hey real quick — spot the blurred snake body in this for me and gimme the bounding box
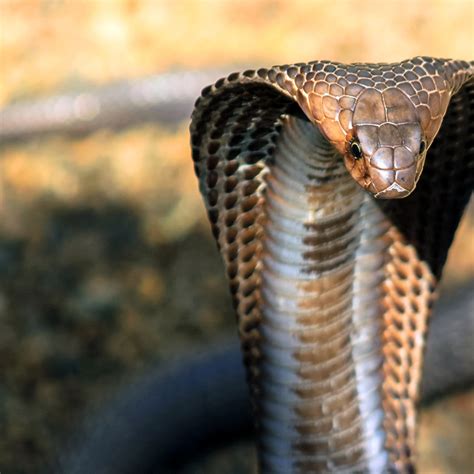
[190,57,473,472]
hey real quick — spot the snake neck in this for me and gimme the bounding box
[257,115,392,473]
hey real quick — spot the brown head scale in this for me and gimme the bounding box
[299,60,453,199]
[346,87,426,198]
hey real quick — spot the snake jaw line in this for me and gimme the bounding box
[374,182,412,199]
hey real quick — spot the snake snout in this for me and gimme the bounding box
[374,181,412,199]
[368,146,418,198]
[350,88,428,199]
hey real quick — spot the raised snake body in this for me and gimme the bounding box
[190,57,473,472]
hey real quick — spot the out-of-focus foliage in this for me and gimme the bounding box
[0,1,473,473]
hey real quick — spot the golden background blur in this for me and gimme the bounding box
[0,1,473,473]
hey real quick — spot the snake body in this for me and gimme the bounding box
[58,281,474,474]
[190,57,473,472]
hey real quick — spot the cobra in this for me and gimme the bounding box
[190,57,473,472]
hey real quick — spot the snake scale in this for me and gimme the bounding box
[190,57,473,473]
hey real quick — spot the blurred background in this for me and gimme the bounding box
[0,1,473,473]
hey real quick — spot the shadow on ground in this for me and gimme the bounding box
[0,195,235,473]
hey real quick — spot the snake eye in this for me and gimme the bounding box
[419,139,426,154]
[349,139,363,160]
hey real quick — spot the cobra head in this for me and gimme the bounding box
[343,88,428,198]
[304,70,449,200]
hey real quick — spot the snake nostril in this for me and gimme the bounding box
[395,168,416,188]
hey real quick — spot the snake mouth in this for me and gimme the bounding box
[374,182,412,199]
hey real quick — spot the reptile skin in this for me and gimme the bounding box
[190,57,473,473]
